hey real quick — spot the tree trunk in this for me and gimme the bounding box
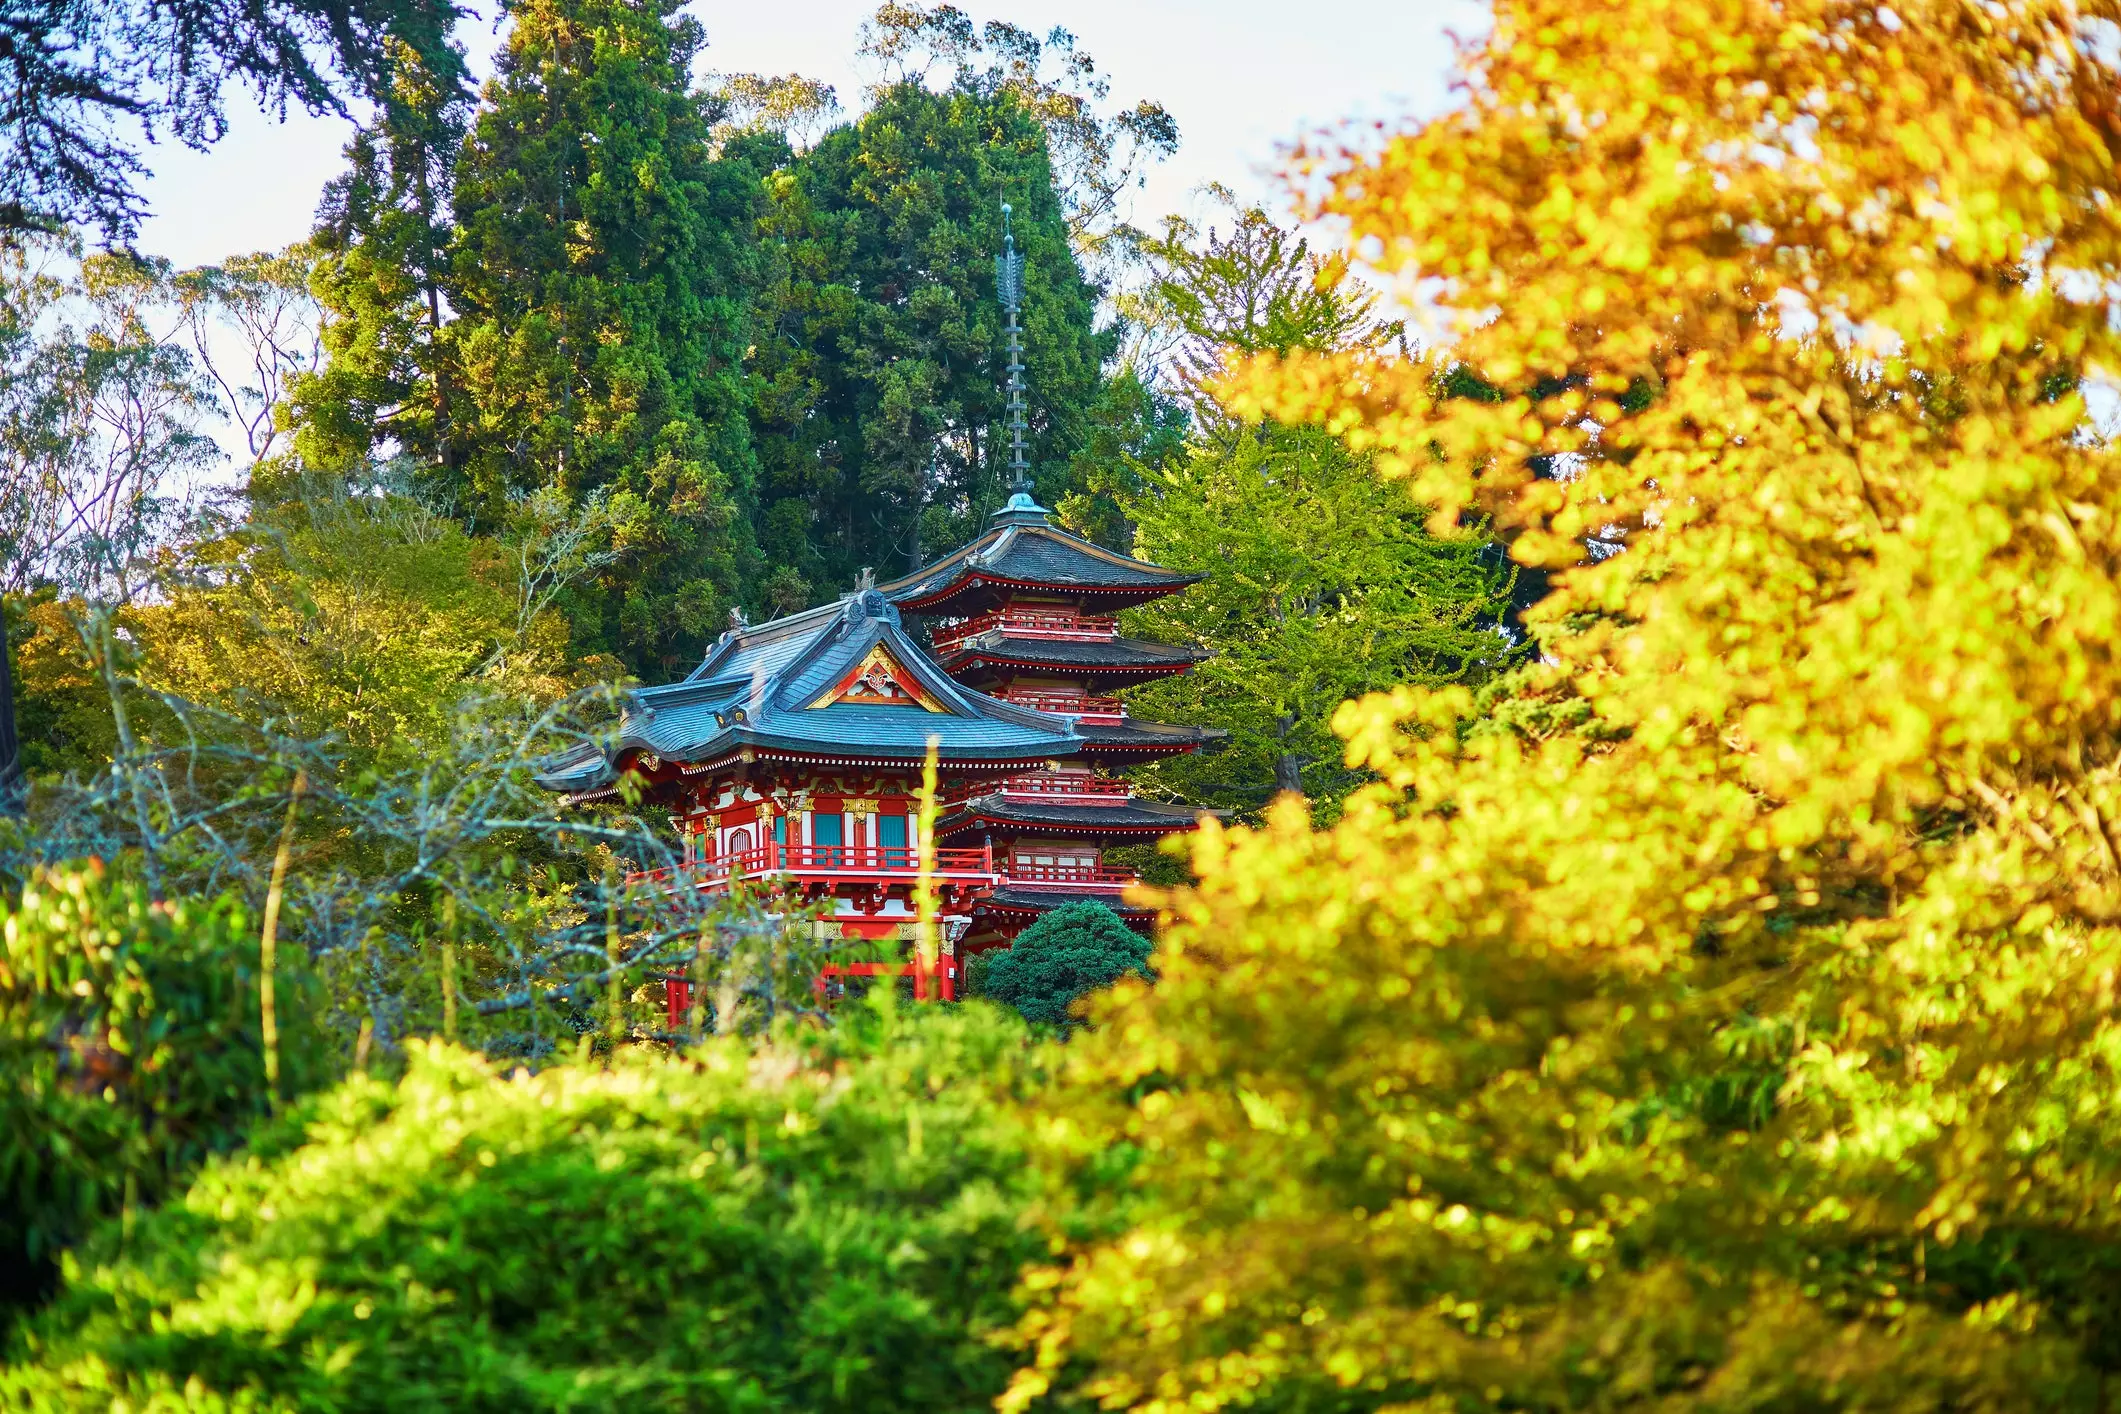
[1273,752,1306,799]
[1272,710,1306,800]
[0,598,20,816]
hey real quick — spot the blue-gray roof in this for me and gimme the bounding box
[537,590,1081,794]
[878,494,1200,615]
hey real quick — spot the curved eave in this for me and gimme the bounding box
[896,571,1200,617]
[1074,740,1201,762]
[937,810,1205,840]
[942,655,1200,687]
[662,742,1077,777]
[975,890,1157,919]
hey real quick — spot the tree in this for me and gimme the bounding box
[4,1004,1047,1410]
[749,78,1109,594]
[0,0,466,242]
[292,35,468,501]
[1106,203,1519,817]
[1123,425,1519,815]
[294,0,775,676]
[0,243,220,604]
[1003,2,2121,1409]
[856,4,1178,259]
[979,900,1149,1030]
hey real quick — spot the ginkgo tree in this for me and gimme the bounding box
[1008,1,2121,1409]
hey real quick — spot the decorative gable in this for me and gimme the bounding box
[807,644,947,712]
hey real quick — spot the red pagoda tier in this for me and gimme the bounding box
[881,492,1216,947]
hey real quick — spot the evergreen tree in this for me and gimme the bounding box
[294,36,467,493]
[750,79,1108,596]
[979,900,1150,1030]
[294,0,774,676]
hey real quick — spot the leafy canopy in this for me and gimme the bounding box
[1006,1,2121,1408]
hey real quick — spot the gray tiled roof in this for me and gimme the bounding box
[976,885,1155,918]
[535,591,1080,794]
[937,793,1205,837]
[937,633,1204,677]
[879,497,1199,612]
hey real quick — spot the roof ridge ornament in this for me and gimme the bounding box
[994,201,1044,516]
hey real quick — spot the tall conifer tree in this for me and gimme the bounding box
[749,80,1107,597]
[295,0,772,675]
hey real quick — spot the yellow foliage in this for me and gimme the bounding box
[17,494,589,774]
[1015,1,2121,1407]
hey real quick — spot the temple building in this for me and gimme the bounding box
[538,205,1214,1004]
[879,491,1212,945]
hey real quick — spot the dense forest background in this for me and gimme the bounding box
[2,0,1519,807]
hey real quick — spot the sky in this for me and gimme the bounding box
[134,0,1484,269]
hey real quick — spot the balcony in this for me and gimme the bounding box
[999,770,1132,803]
[1001,862,1139,894]
[931,607,1118,651]
[628,842,1000,895]
[996,688,1125,721]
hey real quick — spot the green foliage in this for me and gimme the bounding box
[2,1002,1045,1411]
[980,900,1149,1030]
[750,79,1109,593]
[297,0,775,676]
[0,863,331,1314]
[1123,423,1520,817]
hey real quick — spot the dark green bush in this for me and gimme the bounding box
[2,1001,1045,1412]
[980,901,1153,1030]
[0,863,331,1315]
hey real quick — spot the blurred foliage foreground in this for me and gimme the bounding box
[19,0,2121,1410]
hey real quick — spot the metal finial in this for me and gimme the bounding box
[995,200,1030,497]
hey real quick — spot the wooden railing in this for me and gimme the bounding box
[628,841,997,891]
[1000,771,1131,802]
[931,607,1117,651]
[998,689,1125,719]
[1004,862,1138,891]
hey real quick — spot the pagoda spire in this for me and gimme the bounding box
[995,202,1034,503]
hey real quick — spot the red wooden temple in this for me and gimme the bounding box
[536,496,1211,1016]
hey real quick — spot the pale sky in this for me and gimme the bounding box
[135,0,1483,268]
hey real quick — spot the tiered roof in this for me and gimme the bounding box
[536,589,1078,796]
[937,791,1201,839]
[880,496,1202,616]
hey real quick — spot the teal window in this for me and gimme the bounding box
[812,811,843,862]
[878,812,908,866]
[773,815,786,844]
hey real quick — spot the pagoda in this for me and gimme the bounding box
[876,204,1215,948]
[535,585,1081,1002]
[539,204,1213,1004]
[879,493,1211,946]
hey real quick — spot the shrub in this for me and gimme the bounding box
[1,1001,1045,1412]
[980,901,1151,1030]
[0,863,330,1316]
